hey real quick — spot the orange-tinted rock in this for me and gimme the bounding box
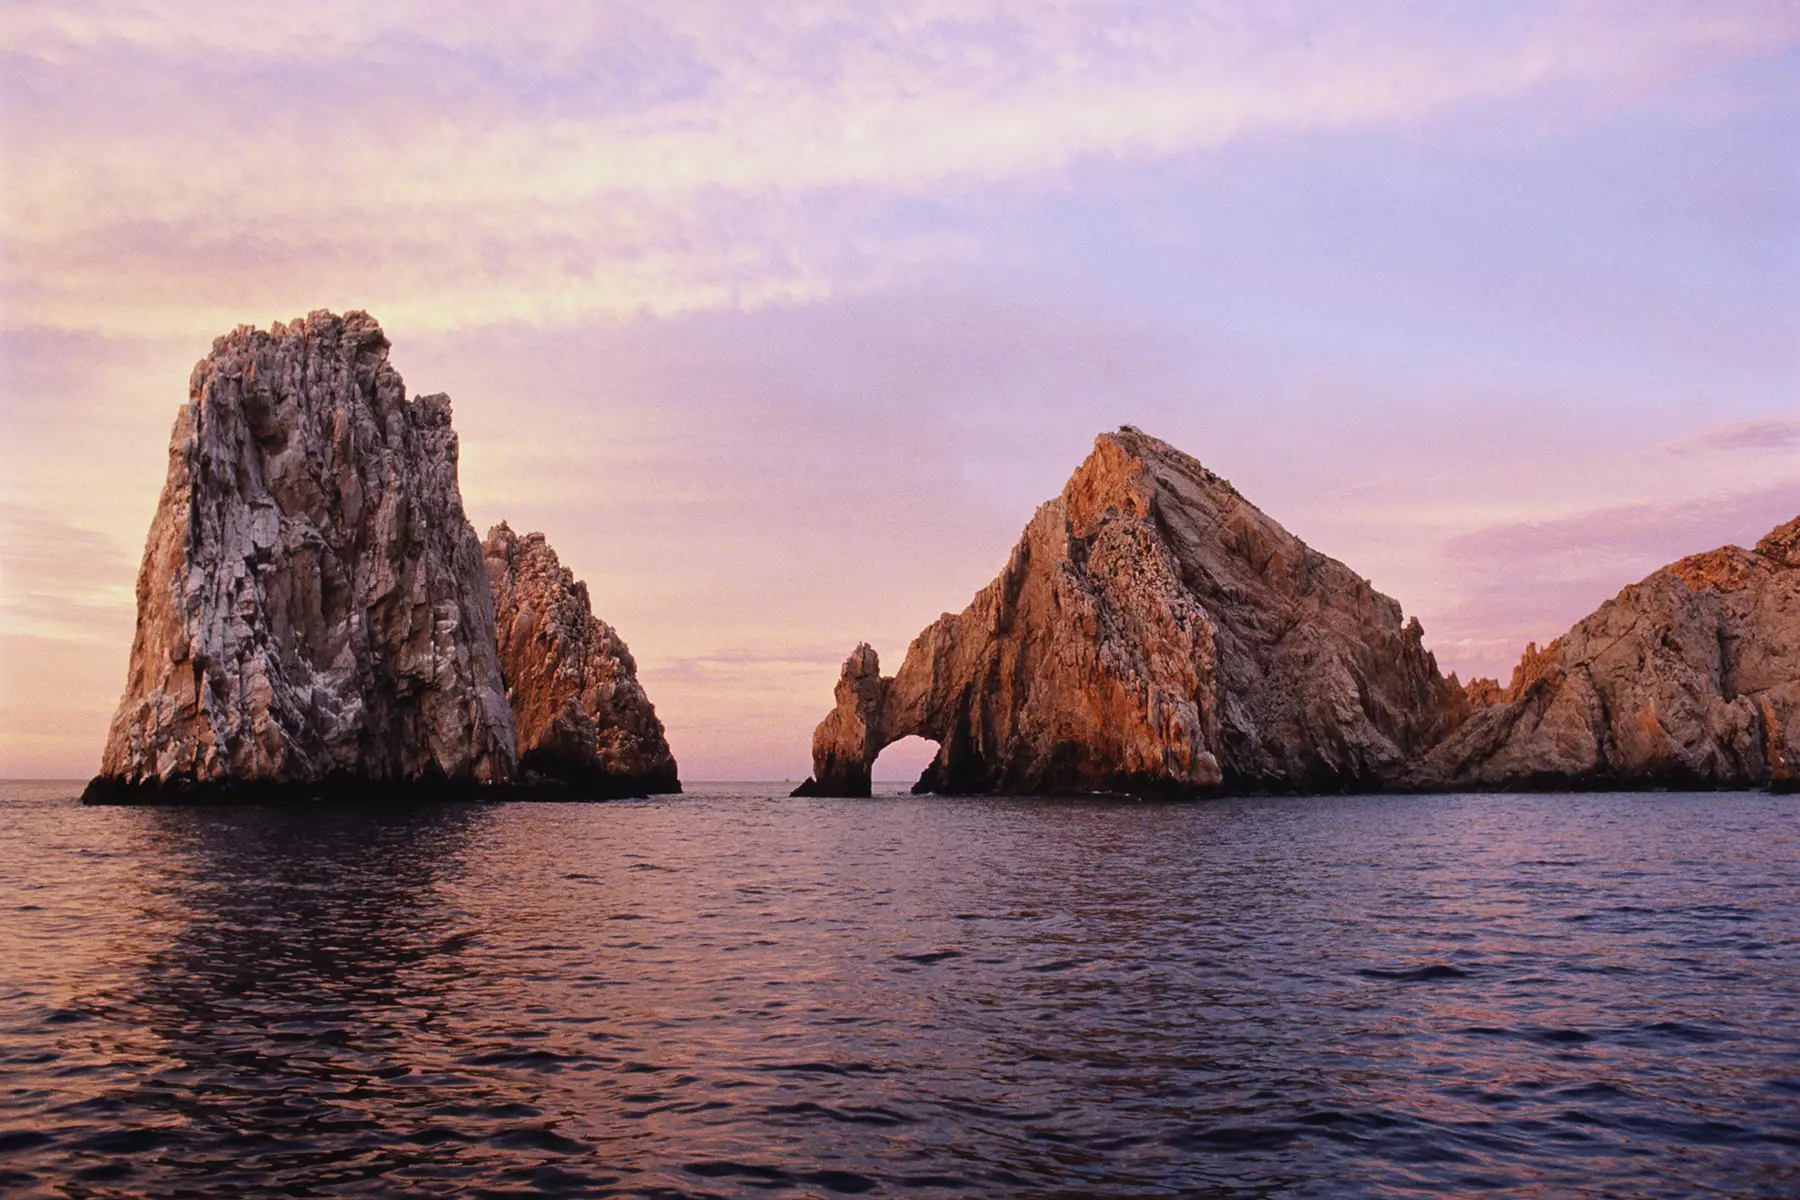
[1410,514,1800,790]
[794,427,1463,798]
[483,524,679,796]
[86,312,516,802]
[1462,676,1507,708]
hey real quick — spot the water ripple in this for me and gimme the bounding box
[0,782,1797,1197]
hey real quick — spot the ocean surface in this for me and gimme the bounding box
[1,781,1796,1198]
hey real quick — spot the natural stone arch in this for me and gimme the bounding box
[873,736,942,788]
[791,427,1465,799]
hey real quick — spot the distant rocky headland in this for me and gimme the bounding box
[84,311,677,804]
[1410,514,1799,792]
[794,428,1798,797]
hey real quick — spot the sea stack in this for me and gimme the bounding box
[85,311,517,802]
[483,523,680,795]
[1410,515,1800,790]
[794,427,1464,798]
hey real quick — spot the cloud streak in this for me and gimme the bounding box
[1424,485,1800,678]
[1445,487,1800,570]
[6,1,1795,334]
[1660,416,1800,456]
[0,503,135,642]
[0,504,136,776]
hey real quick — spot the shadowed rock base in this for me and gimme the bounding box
[790,776,863,798]
[1401,775,1780,795]
[81,771,674,806]
[516,751,680,799]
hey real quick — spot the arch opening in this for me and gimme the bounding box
[871,735,940,792]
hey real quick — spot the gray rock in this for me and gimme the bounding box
[86,311,517,802]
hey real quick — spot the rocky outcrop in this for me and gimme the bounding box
[1460,676,1507,709]
[794,427,1464,798]
[1409,515,1800,791]
[483,523,679,796]
[85,311,518,803]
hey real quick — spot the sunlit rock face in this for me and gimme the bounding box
[482,523,680,796]
[795,427,1463,798]
[86,311,517,801]
[1411,515,1800,791]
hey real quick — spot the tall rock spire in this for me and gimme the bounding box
[86,311,517,801]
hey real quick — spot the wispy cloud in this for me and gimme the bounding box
[0,502,136,643]
[6,1,1794,335]
[1446,487,1800,568]
[1659,415,1800,456]
[1424,485,1800,676]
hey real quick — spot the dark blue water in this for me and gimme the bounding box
[1,781,1796,1198]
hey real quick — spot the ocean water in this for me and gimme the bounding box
[0,781,1796,1198]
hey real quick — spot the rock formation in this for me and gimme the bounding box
[85,311,519,802]
[1409,515,1800,791]
[483,523,680,795]
[793,427,1464,798]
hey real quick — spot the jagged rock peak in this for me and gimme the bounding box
[483,523,680,796]
[795,426,1464,798]
[86,311,517,802]
[793,644,886,798]
[1410,512,1800,791]
[1755,514,1800,569]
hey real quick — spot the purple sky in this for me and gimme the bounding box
[2,2,1796,780]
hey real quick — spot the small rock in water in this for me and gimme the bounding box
[483,523,680,797]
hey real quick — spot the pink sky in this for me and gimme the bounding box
[2,2,1796,780]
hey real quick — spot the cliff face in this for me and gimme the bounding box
[1410,515,1800,790]
[483,523,680,795]
[87,311,517,801]
[795,427,1463,797]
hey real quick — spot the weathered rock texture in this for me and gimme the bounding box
[1410,515,1800,791]
[483,523,680,795]
[794,427,1463,798]
[85,311,517,802]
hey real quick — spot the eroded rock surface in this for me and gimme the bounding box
[86,311,517,801]
[1410,515,1800,790]
[483,523,679,795]
[794,427,1463,797]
